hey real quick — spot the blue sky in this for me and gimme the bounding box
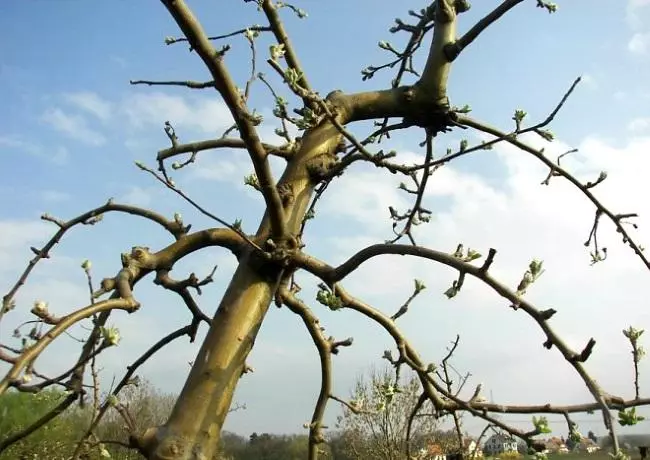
[1,0,650,440]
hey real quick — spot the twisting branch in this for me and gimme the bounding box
[0,298,140,395]
[294,245,627,449]
[1,200,187,328]
[326,284,550,450]
[1,225,245,398]
[154,268,215,333]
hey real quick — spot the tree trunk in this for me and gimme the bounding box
[143,259,276,459]
[139,110,347,460]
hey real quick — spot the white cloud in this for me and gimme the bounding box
[0,136,68,165]
[627,0,650,28]
[41,108,106,146]
[628,32,650,54]
[0,220,55,282]
[50,146,70,164]
[122,92,233,134]
[627,117,650,132]
[629,0,650,8]
[580,73,598,90]
[187,149,259,192]
[320,167,410,226]
[316,132,650,434]
[120,185,157,207]
[40,190,71,202]
[124,137,157,156]
[110,55,128,68]
[0,220,51,252]
[64,91,112,121]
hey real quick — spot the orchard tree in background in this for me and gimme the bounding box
[333,343,472,460]
[333,366,446,459]
[1,1,649,459]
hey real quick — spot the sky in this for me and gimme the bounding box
[1,0,650,442]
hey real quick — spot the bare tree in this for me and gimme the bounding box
[1,1,649,460]
[333,366,440,460]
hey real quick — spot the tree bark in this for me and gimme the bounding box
[139,104,349,460]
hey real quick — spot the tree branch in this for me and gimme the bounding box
[279,287,334,460]
[417,0,468,106]
[446,0,525,61]
[161,0,287,238]
[156,137,292,163]
[78,325,194,458]
[261,0,314,109]
[455,114,650,270]
[130,79,216,89]
[294,245,623,442]
[1,199,188,328]
[0,298,140,395]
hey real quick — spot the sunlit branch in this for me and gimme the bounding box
[1,200,188,328]
[0,298,140,395]
[161,0,287,238]
[154,269,215,332]
[331,284,546,449]
[417,0,469,106]
[157,137,292,163]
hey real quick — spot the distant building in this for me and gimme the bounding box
[464,438,484,458]
[483,434,518,456]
